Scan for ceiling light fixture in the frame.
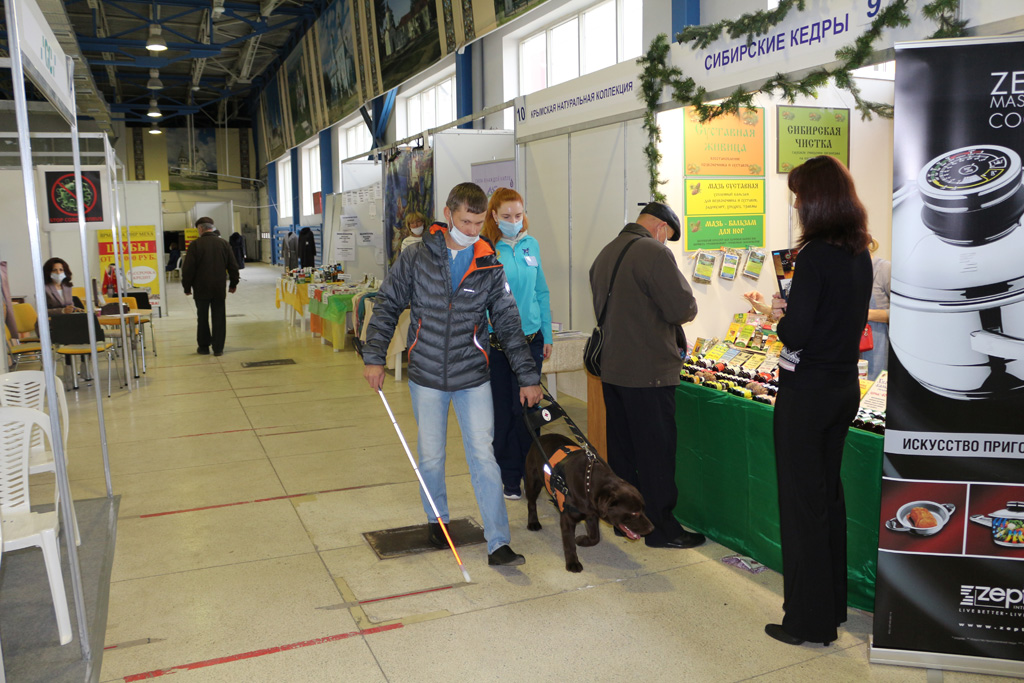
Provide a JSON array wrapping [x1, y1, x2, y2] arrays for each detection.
[[147, 68, 163, 90], [146, 25, 168, 52], [147, 98, 162, 118], [148, 123, 163, 135]]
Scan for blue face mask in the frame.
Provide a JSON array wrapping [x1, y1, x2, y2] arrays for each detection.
[[497, 219, 522, 238]]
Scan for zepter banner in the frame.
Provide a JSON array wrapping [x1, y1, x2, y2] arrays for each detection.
[[884, 36, 1024, 481]]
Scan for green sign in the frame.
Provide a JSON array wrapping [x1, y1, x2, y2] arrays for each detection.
[[684, 214, 765, 252], [776, 106, 850, 173]]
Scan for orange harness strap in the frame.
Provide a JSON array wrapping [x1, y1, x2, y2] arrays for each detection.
[[544, 445, 581, 512]]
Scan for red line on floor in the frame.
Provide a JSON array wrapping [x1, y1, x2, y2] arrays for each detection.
[[168, 427, 256, 439], [121, 624, 403, 681], [358, 586, 453, 605], [161, 388, 236, 397], [137, 484, 374, 518]]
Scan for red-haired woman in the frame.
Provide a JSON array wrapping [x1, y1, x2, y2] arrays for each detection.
[[482, 188, 552, 499], [767, 155, 873, 647]]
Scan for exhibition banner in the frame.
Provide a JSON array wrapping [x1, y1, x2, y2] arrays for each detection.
[[684, 215, 764, 252], [684, 107, 765, 176], [666, 1, 1024, 105], [776, 105, 849, 172], [384, 147, 434, 266], [471, 158, 516, 197], [98, 226, 161, 297], [871, 36, 1024, 674]]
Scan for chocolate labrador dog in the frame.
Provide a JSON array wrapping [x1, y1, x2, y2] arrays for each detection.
[[525, 433, 655, 572]]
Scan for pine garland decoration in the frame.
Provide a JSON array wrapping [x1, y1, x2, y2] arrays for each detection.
[[637, 1, 969, 200], [922, 0, 968, 38]]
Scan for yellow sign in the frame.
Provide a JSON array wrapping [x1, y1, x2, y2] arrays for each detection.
[[98, 225, 160, 298], [184, 227, 199, 249], [684, 179, 764, 215], [684, 107, 765, 176]]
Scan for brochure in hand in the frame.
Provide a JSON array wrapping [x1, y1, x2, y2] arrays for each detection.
[[771, 248, 799, 300]]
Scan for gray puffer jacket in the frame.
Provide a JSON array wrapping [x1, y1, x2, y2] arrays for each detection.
[[363, 223, 541, 392]]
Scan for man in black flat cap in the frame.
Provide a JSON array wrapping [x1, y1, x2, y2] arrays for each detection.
[[589, 202, 704, 549]]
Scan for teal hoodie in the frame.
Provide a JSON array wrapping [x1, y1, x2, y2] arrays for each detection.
[[493, 234, 553, 343]]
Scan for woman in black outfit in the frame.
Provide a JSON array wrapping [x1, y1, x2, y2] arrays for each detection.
[[766, 156, 873, 647]]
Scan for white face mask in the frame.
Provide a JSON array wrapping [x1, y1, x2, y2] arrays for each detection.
[[51, 272, 65, 284], [410, 225, 424, 236], [449, 223, 479, 248]]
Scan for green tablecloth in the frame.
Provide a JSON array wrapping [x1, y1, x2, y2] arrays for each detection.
[[307, 293, 356, 325], [673, 382, 882, 611]]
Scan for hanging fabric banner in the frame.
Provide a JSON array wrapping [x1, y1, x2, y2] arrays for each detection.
[[871, 35, 1024, 676]]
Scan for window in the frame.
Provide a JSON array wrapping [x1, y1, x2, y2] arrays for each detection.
[[301, 141, 321, 217], [277, 156, 293, 220], [345, 122, 373, 158], [404, 75, 457, 138], [519, 0, 643, 96]]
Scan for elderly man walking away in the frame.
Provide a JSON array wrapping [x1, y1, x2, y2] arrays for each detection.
[[363, 182, 543, 567], [589, 202, 704, 550], [182, 216, 239, 356]]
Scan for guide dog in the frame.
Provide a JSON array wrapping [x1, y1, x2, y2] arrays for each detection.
[[525, 433, 654, 572]]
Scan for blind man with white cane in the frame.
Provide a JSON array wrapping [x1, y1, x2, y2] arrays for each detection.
[[363, 183, 543, 568]]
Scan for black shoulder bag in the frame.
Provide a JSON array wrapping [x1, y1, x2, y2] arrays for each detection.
[[583, 237, 641, 377]]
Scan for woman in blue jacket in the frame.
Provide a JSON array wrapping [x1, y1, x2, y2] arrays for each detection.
[[482, 188, 552, 499]]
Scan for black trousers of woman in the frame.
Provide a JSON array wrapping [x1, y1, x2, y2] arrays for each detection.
[[489, 334, 545, 491], [773, 378, 860, 643]]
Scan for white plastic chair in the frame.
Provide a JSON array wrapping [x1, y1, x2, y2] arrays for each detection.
[[0, 406, 73, 645], [0, 371, 79, 545]]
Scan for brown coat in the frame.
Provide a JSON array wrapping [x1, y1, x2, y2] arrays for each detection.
[[182, 232, 240, 299], [589, 224, 697, 388]]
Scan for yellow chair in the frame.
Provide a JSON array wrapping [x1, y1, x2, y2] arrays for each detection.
[[13, 302, 40, 342], [5, 325, 42, 368], [72, 286, 88, 304]]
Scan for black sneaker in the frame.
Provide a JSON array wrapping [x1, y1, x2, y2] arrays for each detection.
[[503, 486, 522, 500], [213, 350, 224, 357], [427, 522, 446, 549], [488, 545, 525, 566], [197, 347, 210, 355]]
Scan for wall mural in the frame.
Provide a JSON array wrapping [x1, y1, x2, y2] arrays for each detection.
[[318, 0, 362, 122], [260, 0, 552, 156], [492, 0, 548, 27], [375, 0, 442, 93], [285, 44, 315, 146], [166, 128, 218, 191], [262, 75, 287, 161]]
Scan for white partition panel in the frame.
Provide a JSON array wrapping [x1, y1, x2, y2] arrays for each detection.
[[339, 160, 385, 280], [521, 135, 570, 331], [568, 123, 627, 332], [192, 201, 234, 235]]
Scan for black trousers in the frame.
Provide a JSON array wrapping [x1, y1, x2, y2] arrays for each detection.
[[602, 382, 683, 545], [489, 335, 545, 490], [194, 297, 226, 353], [773, 379, 860, 643]]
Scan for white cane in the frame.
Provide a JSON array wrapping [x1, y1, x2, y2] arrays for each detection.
[[377, 389, 472, 583]]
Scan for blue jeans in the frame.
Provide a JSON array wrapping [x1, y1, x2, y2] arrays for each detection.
[[408, 380, 511, 554]]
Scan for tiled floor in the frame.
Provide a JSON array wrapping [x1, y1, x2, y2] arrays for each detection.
[[29, 263, 1008, 681]]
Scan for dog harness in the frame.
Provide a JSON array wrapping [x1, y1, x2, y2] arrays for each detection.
[[544, 445, 580, 512]]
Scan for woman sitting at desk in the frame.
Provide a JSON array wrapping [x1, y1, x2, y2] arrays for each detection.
[[43, 257, 83, 315]]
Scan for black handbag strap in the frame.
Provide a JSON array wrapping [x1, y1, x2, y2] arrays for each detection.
[[596, 237, 641, 327]]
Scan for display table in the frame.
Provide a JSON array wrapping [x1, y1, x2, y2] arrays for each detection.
[[308, 289, 357, 350], [275, 277, 309, 326], [673, 381, 882, 611]]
